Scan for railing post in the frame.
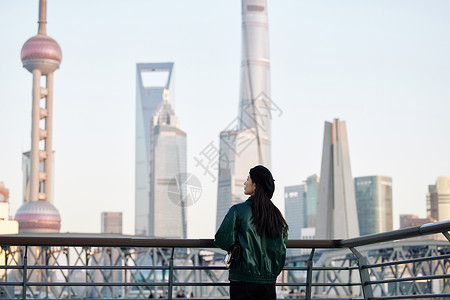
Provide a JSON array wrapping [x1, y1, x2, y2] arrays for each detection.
[[168, 248, 175, 300], [305, 248, 315, 300], [122, 248, 128, 298], [394, 247, 400, 296], [350, 247, 373, 300], [3, 246, 9, 283], [64, 247, 71, 299], [44, 246, 49, 299], [84, 247, 90, 299], [194, 250, 201, 298], [22, 246, 28, 300], [442, 231, 450, 242]]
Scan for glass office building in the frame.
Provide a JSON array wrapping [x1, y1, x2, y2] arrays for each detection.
[[354, 175, 393, 236], [135, 63, 187, 238], [284, 185, 306, 237], [305, 174, 319, 228], [427, 176, 450, 222], [284, 185, 306, 256]]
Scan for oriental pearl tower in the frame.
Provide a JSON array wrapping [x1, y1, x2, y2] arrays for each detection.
[[15, 0, 62, 233]]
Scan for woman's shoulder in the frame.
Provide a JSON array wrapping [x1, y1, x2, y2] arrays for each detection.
[[235, 199, 251, 209], [235, 200, 252, 217]]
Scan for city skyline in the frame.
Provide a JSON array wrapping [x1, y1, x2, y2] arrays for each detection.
[[1, 0, 449, 237]]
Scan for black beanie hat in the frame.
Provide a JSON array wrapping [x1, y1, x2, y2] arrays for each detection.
[[249, 165, 275, 199]]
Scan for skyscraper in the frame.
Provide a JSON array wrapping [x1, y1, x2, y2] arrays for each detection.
[[15, 0, 61, 233], [427, 176, 450, 222], [427, 185, 439, 221], [400, 214, 434, 228], [216, 0, 272, 229], [284, 185, 306, 256], [135, 63, 187, 238], [316, 119, 359, 239], [399, 214, 436, 240], [305, 174, 319, 228], [0, 182, 19, 234], [101, 212, 123, 234], [354, 176, 393, 236], [284, 185, 306, 238]]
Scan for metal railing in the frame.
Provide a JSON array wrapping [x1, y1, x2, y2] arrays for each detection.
[[0, 220, 449, 300]]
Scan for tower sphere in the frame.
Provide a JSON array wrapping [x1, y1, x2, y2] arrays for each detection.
[[15, 200, 61, 233], [21, 34, 62, 74]]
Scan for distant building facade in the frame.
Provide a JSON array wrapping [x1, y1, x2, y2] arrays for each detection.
[[135, 63, 187, 238], [354, 176, 393, 236], [301, 227, 316, 254], [400, 214, 434, 228], [284, 185, 306, 239], [301, 227, 316, 240], [316, 119, 359, 239], [284, 185, 305, 257], [101, 212, 122, 234], [0, 182, 18, 234], [283, 174, 319, 237], [305, 174, 319, 228], [427, 176, 450, 222], [400, 214, 438, 240], [427, 185, 439, 221], [0, 182, 9, 203]]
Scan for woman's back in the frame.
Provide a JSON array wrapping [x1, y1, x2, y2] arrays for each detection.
[[214, 198, 288, 284], [214, 165, 288, 300]]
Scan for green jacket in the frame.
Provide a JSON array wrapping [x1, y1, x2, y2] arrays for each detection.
[[214, 197, 288, 284]]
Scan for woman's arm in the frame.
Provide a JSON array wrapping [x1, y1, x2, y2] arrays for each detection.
[[213, 206, 236, 251]]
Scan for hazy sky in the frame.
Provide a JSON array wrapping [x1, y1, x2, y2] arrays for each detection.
[[1, 0, 449, 237]]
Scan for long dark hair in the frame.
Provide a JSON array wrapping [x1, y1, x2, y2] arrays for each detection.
[[249, 166, 288, 239]]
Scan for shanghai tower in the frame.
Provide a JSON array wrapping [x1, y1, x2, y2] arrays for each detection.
[[216, 0, 272, 229]]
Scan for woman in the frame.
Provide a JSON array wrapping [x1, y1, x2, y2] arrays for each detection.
[[214, 165, 289, 300]]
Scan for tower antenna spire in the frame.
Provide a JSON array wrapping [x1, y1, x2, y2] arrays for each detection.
[[38, 0, 47, 35], [16, 0, 61, 233]]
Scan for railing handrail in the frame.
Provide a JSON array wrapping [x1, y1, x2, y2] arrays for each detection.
[[0, 220, 448, 300], [0, 236, 339, 248], [0, 220, 448, 248], [339, 219, 450, 248]]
